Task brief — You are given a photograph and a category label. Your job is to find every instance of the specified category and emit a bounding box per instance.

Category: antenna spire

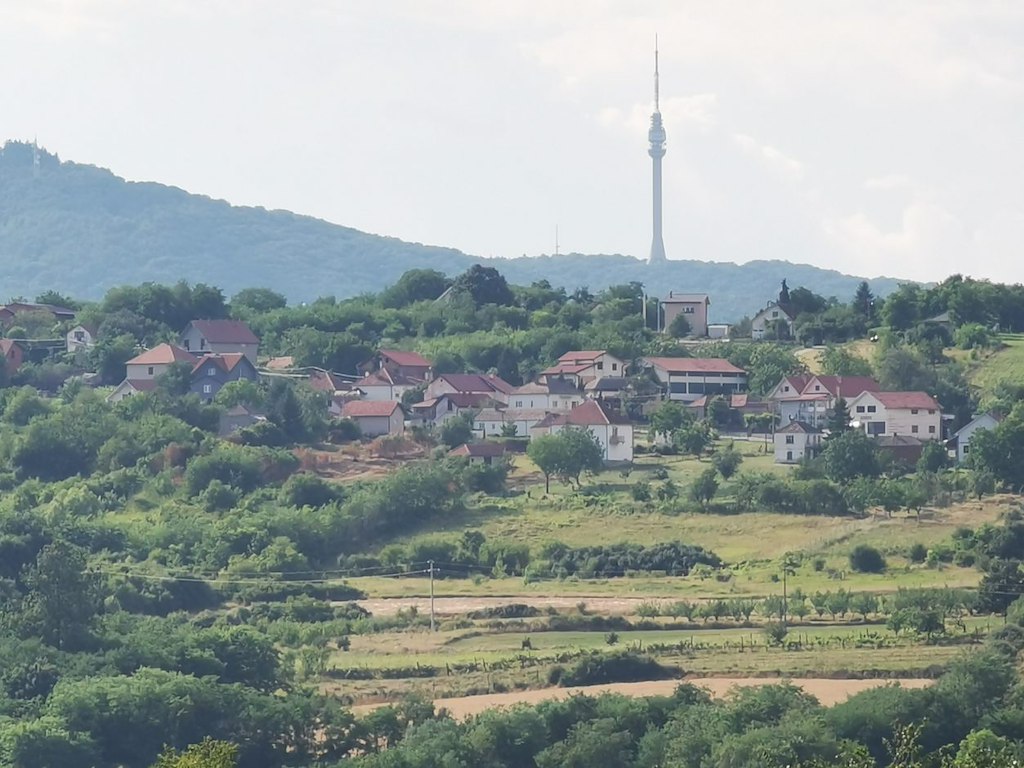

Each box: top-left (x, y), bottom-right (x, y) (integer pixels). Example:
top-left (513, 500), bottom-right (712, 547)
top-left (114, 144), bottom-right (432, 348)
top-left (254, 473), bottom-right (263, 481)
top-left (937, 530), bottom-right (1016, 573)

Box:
top-left (654, 35), bottom-right (660, 112)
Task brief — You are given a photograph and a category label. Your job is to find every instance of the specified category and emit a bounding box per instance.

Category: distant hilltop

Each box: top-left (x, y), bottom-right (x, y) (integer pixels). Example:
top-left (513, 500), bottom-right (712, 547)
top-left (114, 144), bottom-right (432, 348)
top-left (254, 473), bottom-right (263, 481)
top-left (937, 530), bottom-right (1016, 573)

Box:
top-left (0, 140), bottom-right (905, 321)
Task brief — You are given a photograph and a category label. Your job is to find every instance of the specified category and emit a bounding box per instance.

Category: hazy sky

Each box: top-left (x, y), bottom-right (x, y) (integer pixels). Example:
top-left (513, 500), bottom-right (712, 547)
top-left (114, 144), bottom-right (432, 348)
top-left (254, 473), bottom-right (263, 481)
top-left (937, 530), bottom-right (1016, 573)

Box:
top-left (4, 1), bottom-right (1023, 282)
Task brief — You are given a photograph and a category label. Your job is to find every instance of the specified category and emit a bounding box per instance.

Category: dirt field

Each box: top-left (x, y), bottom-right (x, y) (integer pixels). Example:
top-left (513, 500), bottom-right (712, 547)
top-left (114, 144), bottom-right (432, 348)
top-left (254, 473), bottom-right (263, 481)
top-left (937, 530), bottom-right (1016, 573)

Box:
top-left (352, 677), bottom-right (933, 720)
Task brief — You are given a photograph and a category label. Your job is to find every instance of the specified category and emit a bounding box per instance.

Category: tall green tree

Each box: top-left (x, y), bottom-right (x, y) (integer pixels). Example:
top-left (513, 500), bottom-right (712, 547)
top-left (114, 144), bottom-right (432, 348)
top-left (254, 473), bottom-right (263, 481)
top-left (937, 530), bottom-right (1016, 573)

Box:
top-left (20, 541), bottom-right (99, 651)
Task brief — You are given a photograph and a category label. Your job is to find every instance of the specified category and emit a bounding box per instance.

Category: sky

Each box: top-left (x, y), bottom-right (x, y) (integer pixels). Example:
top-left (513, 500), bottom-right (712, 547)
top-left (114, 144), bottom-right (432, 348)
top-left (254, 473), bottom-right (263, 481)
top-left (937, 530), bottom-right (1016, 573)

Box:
top-left (3, 0), bottom-right (1023, 283)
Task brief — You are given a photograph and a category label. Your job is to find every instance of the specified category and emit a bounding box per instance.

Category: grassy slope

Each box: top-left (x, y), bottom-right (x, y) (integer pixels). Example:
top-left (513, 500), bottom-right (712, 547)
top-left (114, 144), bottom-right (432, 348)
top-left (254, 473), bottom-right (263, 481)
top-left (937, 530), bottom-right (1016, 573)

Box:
top-left (967, 333), bottom-right (1024, 398)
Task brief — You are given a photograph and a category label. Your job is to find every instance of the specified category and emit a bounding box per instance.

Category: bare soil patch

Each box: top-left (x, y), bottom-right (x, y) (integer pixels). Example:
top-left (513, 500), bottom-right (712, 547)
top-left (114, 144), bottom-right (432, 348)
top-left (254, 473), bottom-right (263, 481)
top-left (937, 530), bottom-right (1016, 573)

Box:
top-left (358, 677), bottom-right (932, 720)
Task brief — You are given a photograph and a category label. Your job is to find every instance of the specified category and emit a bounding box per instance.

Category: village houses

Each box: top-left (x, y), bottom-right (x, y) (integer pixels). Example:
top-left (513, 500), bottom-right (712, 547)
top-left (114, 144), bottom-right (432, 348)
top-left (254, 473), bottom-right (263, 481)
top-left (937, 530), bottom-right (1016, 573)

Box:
top-left (643, 357), bottom-right (748, 404)
top-left (180, 319), bottom-right (260, 362)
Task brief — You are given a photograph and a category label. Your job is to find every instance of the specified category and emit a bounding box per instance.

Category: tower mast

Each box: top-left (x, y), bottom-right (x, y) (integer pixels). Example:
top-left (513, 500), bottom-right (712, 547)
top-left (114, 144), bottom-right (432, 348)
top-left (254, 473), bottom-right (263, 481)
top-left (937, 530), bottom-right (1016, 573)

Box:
top-left (647, 38), bottom-right (667, 265)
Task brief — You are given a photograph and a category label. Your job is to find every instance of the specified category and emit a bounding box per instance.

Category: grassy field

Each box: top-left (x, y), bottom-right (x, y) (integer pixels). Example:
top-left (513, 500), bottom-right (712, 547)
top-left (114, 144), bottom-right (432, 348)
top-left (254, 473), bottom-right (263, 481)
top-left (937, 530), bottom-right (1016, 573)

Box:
top-left (968, 333), bottom-right (1024, 397)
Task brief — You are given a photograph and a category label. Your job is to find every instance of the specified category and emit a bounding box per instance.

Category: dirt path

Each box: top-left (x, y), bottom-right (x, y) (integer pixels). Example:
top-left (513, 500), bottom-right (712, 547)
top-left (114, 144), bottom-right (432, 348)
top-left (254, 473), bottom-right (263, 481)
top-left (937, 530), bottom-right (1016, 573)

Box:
top-left (354, 677), bottom-right (931, 720)
top-left (357, 596), bottom-right (656, 616)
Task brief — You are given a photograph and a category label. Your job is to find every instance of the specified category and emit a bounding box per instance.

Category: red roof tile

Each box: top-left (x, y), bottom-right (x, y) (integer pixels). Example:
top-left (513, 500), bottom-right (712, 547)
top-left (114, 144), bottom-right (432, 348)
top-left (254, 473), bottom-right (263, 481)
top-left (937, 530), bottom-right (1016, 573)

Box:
top-left (804, 376), bottom-right (881, 398)
top-left (340, 400), bottom-right (402, 418)
top-left (192, 353), bottom-right (248, 375)
top-left (564, 399), bottom-right (631, 426)
top-left (127, 343), bottom-right (197, 366)
top-left (437, 373), bottom-right (512, 394)
top-left (557, 350), bottom-right (607, 363)
top-left (643, 357), bottom-right (746, 375)
top-left (380, 349), bottom-right (432, 368)
top-left (448, 443), bottom-right (507, 458)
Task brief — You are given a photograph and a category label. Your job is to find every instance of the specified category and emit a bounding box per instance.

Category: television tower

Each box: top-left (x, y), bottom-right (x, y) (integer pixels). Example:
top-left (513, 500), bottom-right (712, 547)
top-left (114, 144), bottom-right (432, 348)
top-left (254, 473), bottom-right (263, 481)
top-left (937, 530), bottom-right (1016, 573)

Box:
top-left (647, 40), bottom-right (667, 264)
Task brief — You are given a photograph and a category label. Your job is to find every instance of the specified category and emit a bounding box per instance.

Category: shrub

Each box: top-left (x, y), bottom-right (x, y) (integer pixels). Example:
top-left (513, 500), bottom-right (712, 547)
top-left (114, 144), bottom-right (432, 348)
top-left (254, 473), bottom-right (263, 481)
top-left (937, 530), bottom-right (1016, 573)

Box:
top-left (908, 543), bottom-right (928, 564)
top-left (559, 651), bottom-right (678, 687)
top-left (849, 544), bottom-right (887, 573)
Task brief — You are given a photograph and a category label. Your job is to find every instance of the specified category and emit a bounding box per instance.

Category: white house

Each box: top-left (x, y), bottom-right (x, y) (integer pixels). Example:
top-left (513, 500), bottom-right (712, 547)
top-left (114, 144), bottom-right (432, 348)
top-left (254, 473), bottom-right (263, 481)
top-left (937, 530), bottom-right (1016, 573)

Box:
top-left (953, 412), bottom-right (1003, 464)
top-left (66, 324), bottom-right (98, 354)
top-left (643, 357), bottom-right (747, 404)
top-left (509, 379), bottom-right (582, 411)
top-left (124, 343), bottom-right (197, 381)
top-left (848, 391), bottom-right (942, 440)
top-left (751, 302), bottom-right (795, 340)
top-left (180, 320), bottom-right (260, 362)
top-left (530, 400), bottom-right (633, 462)
top-left (774, 421), bottom-right (824, 464)
top-left (473, 408), bottom-right (550, 439)
top-left (338, 400), bottom-right (404, 437)
top-left (409, 392), bottom-right (498, 428)
top-left (540, 350), bottom-right (627, 386)
top-left (771, 375), bottom-right (881, 429)
top-left (354, 367), bottom-right (420, 401)
top-left (107, 378), bottom-right (160, 404)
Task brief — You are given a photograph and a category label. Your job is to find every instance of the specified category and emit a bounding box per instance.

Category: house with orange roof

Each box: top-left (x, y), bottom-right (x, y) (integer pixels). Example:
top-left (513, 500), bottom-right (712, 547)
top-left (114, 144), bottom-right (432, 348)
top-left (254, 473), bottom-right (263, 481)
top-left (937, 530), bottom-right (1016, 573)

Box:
top-left (124, 344), bottom-right (197, 380)
top-left (642, 357), bottom-right (748, 404)
top-left (361, 349), bottom-right (433, 382)
top-left (773, 375), bottom-right (882, 429)
top-left (424, 373), bottom-right (513, 404)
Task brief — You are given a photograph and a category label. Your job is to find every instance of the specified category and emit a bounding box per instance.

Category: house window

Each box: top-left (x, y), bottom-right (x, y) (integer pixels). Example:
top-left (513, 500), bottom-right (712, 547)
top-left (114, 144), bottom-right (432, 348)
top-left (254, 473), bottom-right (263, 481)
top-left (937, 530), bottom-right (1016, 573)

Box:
top-left (207, 368), bottom-right (215, 376)
top-left (856, 405), bottom-right (865, 413)
top-left (787, 451), bottom-right (793, 461)
top-left (200, 339), bottom-right (206, 350)
top-left (867, 405), bottom-right (876, 413)
top-left (683, 306), bottom-right (695, 314)
top-left (928, 410), bottom-right (935, 415)
top-left (203, 384), bottom-right (212, 394)
top-left (783, 386), bottom-right (790, 392)
top-left (74, 330), bottom-right (85, 341)
top-left (867, 421), bottom-right (886, 435)
top-left (597, 362), bottom-right (604, 370)
top-left (929, 425), bottom-right (936, 433)
top-left (448, 400), bottom-right (454, 411)
top-left (772, 311), bottom-right (779, 318)
top-left (148, 366), bottom-right (154, 375)
top-left (611, 363), bottom-right (618, 371)
top-left (911, 409), bottom-right (919, 415)
top-left (552, 400), bottom-right (558, 408)
top-left (515, 400), bottom-right (523, 408)
top-left (785, 435), bottom-right (794, 444)
top-left (911, 425), bottom-right (919, 433)
top-left (964, 445), bottom-right (971, 454)
top-left (183, 340), bottom-right (189, 350)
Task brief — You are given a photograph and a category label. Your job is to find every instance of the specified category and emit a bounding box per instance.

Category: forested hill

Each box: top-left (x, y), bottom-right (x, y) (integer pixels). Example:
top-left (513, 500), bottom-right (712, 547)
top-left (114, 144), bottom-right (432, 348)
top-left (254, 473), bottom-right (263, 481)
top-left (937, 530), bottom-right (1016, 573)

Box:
top-left (0, 141), bottom-right (903, 319)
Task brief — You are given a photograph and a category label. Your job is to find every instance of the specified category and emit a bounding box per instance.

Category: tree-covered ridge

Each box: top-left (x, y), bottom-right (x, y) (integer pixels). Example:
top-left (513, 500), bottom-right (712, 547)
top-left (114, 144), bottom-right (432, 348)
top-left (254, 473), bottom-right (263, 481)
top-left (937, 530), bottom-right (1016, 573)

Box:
top-left (0, 140), bottom-right (903, 317)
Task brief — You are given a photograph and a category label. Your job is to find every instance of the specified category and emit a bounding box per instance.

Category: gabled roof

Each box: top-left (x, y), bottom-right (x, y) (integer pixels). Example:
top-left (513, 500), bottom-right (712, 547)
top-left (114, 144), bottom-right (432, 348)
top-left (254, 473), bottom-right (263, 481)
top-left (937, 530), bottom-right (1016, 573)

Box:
top-left (127, 343), bottom-right (197, 366)
top-left (688, 393), bottom-right (754, 409)
top-left (513, 379), bottom-right (580, 396)
top-left (859, 391), bottom-right (941, 411)
top-left (803, 376), bottom-right (880, 399)
top-left (876, 434), bottom-right (924, 448)
top-left (473, 408), bottom-right (508, 422)
top-left (380, 349), bottom-right (432, 368)
top-left (0, 302), bottom-right (76, 318)
top-left (541, 362), bottom-right (594, 376)
top-left (435, 373), bottom-right (513, 395)
top-left (265, 356), bottom-right (295, 370)
top-left (563, 399), bottom-right (631, 426)
top-left (954, 411), bottom-right (1005, 438)
top-left (340, 400), bottom-right (402, 418)
top-left (192, 353), bottom-right (250, 375)
top-left (777, 420), bottom-right (821, 434)
top-left (118, 379), bottom-right (160, 393)
top-left (924, 311), bottom-right (952, 324)
top-left (357, 368), bottom-right (419, 388)
top-left (309, 368), bottom-right (350, 392)
top-left (438, 392), bottom-right (496, 408)
top-left (753, 301), bottom-right (796, 321)
top-left (449, 442), bottom-right (507, 458)
top-left (0, 339), bottom-right (22, 355)
top-left (771, 375), bottom-right (813, 398)
top-left (585, 377), bottom-right (630, 393)
top-left (224, 404), bottom-right (265, 417)
top-left (643, 357), bottom-right (746, 375)
top-left (187, 319), bottom-right (259, 345)
top-left (69, 323), bottom-right (99, 336)
top-left (557, 350), bottom-right (608, 363)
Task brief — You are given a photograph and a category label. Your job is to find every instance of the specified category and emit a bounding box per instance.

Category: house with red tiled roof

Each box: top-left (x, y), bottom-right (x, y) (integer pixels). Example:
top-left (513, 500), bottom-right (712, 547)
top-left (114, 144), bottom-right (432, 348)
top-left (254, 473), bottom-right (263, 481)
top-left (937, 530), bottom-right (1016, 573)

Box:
top-left (180, 320), bottom-right (260, 362)
top-left (642, 357), bottom-right (748, 404)
top-left (0, 339), bottom-right (24, 376)
top-left (360, 349), bottom-right (432, 383)
top-left (338, 399), bottom-right (404, 437)
top-left (424, 373), bottom-right (513, 404)
top-left (409, 392), bottom-right (500, 428)
top-left (773, 375), bottom-right (881, 429)
top-left (848, 391), bottom-right (942, 441)
top-left (107, 378), bottom-right (160, 404)
top-left (125, 344), bottom-right (197, 380)
top-left (190, 353), bottom-right (259, 403)
top-left (529, 400), bottom-right (633, 462)
top-left (540, 350), bottom-right (627, 386)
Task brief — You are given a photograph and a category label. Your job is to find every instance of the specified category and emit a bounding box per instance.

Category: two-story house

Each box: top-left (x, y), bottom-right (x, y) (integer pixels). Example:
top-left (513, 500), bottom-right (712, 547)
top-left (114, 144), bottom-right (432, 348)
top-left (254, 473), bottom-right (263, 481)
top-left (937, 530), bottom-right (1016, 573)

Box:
top-left (848, 391), bottom-right (943, 440)
top-left (508, 378), bottom-right (582, 411)
top-left (409, 392), bottom-right (499, 428)
top-left (530, 400), bottom-right (633, 463)
top-left (659, 293), bottom-right (710, 337)
top-left (180, 320), bottom-right (260, 362)
top-left (774, 421), bottom-right (823, 464)
top-left (540, 350), bottom-right (627, 386)
top-left (953, 412), bottom-right (1003, 464)
top-left (643, 357), bottom-right (748, 404)
top-left (191, 353), bottom-right (260, 403)
top-left (772, 375), bottom-right (881, 429)
top-left (751, 301), bottom-right (796, 340)
top-left (361, 349), bottom-right (433, 383)
top-left (107, 343), bottom-right (197, 403)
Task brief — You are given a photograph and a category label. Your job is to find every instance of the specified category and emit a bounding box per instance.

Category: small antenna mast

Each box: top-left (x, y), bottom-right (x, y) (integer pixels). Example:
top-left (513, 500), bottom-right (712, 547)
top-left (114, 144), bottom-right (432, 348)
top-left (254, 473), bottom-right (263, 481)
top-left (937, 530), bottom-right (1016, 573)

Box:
top-left (654, 35), bottom-right (660, 111)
